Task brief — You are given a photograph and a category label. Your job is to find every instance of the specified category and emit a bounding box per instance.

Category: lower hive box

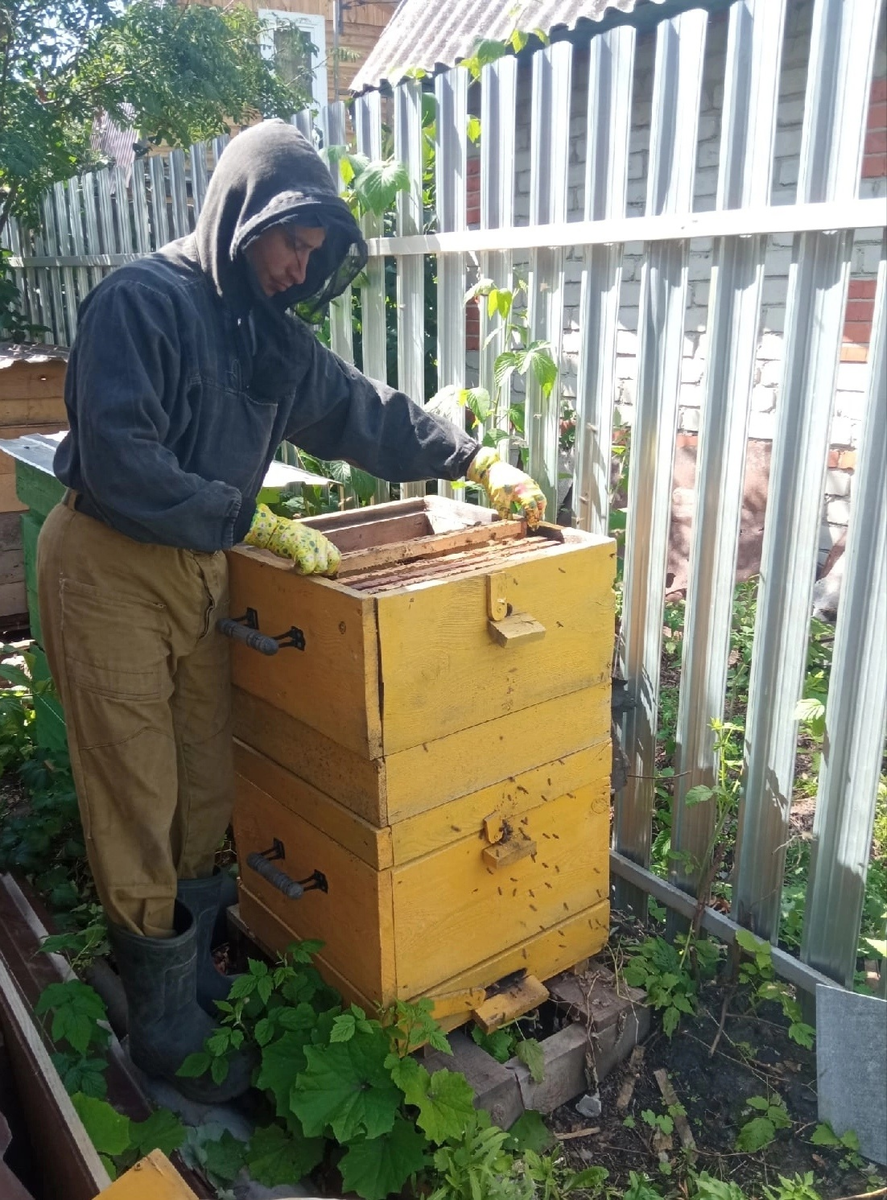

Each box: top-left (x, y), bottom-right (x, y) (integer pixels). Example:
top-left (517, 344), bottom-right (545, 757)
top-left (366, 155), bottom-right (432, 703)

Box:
top-left (228, 498), bottom-right (615, 1025)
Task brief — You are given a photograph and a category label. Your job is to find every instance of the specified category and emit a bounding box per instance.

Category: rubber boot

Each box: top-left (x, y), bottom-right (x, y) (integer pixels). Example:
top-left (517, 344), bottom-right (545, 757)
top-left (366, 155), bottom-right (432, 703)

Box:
top-left (177, 872), bottom-right (241, 1015)
top-left (108, 902), bottom-right (253, 1104)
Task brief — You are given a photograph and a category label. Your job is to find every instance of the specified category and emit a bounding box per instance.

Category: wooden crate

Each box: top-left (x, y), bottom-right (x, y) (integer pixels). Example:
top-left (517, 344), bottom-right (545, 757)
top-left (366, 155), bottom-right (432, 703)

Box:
top-left (0, 346), bottom-right (68, 621)
top-left (229, 497), bottom-right (616, 1025)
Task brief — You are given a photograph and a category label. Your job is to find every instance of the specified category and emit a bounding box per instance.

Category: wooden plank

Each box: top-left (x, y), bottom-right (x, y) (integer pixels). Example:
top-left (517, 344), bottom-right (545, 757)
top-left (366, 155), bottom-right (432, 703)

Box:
top-left (98, 1151), bottom-right (199, 1199)
top-left (420, 900), bottom-right (610, 1008)
top-left (0, 511), bottom-right (20, 548)
top-left (0, 398), bottom-right (67, 425)
top-left (232, 688), bottom-right (387, 824)
top-left (0, 476), bottom-right (26, 513)
top-left (392, 786), bottom-right (610, 997)
top-left (377, 538), bottom-right (616, 754)
top-left (233, 682), bottom-right (611, 827)
top-left (472, 974), bottom-right (550, 1034)
top-left (338, 520), bottom-right (526, 578)
top-left (0, 548), bottom-right (24, 585)
top-left (327, 510), bottom-right (433, 553)
top-left (232, 775), bottom-right (392, 1004)
top-left (389, 746), bottom-right (609, 864)
top-left (0, 362), bottom-right (66, 402)
top-left (233, 892), bottom-right (381, 1015)
top-left (226, 546), bottom-right (381, 758)
top-left (0, 581), bottom-right (26, 619)
top-left (234, 746), bottom-right (393, 868)
top-left (0, 954), bottom-right (111, 1199)
top-left (13, 463), bottom-right (64, 519)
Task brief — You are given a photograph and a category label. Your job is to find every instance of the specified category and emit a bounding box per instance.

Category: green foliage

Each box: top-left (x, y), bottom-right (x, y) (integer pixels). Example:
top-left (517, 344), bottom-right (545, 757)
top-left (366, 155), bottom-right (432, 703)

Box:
top-left (734, 929), bottom-right (815, 1049)
top-left (624, 935), bottom-right (719, 1037)
top-left (0, 0), bottom-right (312, 236)
top-left (735, 1093), bottom-right (791, 1152)
top-left (35, 979), bottom-right (109, 1056)
top-left (70, 1092), bottom-right (185, 1180)
top-left (761, 1173), bottom-right (822, 1200)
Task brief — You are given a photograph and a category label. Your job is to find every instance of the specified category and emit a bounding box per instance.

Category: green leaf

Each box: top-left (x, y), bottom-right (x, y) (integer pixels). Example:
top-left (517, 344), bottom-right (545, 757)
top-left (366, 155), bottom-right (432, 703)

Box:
top-left (662, 1006), bottom-right (681, 1037)
top-left (36, 981), bottom-right (108, 1056)
top-left (466, 116), bottom-right (482, 144)
top-left (386, 1053), bottom-right (427, 1103)
top-left (256, 1031), bottom-right (311, 1118)
top-left (506, 1109), bottom-right (553, 1154)
top-left (339, 1117), bottom-right (428, 1200)
top-left (746, 1095), bottom-right (771, 1110)
top-left (176, 1052), bottom-right (211, 1079)
top-left (566, 1166), bottom-right (609, 1192)
top-left (736, 1116), bottom-right (776, 1152)
top-left (515, 1038), bottom-right (545, 1084)
top-left (129, 1107), bottom-right (186, 1157)
top-left (788, 1021), bottom-right (815, 1049)
top-left (414, 1069), bottom-right (477, 1145)
top-left (291, 1032), bottom-right (401, 1142)
top-left (71, 1093), bottom-right (131, 1158)
top-left (735, 928), bottom-right (766, 954)
top-left (684, 784), bottom-right (714, 807)
top-left (246, 1122), bottom-right (325, 1188)
top-left (203, 1130), bottom-right (247, 1183)
top-left (330, 1013), bottom-right (356, 1042)
top-left (352, 158), bottom-right (411, 217)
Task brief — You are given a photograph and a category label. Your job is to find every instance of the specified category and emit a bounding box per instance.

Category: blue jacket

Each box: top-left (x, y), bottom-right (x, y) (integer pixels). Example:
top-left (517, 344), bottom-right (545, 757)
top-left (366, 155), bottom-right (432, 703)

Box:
top-left (54, 122), bottom-right (479, 552)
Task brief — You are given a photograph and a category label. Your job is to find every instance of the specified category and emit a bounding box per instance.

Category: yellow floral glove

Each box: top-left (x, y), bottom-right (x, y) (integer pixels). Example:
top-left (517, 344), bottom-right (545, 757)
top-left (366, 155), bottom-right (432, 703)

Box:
top-left (467, 447), bottom-right (546, 528)
top-left (244, 504), bottom-right (341, 576)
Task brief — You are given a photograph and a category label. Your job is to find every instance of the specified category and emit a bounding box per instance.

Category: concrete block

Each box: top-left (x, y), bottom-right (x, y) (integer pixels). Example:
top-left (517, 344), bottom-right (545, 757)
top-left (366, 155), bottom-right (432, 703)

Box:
top-left (547, 966), bottom-right (651, 1082)
top-left (681, 358), bottom-right (705, 385)
top-left (835, 391), bottom-right (867, 420)
top-left (826, 497), bottom-right (851, 527)
top-left (817, 985), bottom-right (887, 1166)
top-left (830, 416), bottom-right (854, 446)
top-left (825, 469), bottom-right (852, 497)
top-left (758, 359), bottom-right (783, 389)
top-left (751, 386), bottom-right (777, 413)
top-left (747, 411), bottom-right (775, 441)
top-left (423, 1032), bottom-right (524, 1130)
top-left (504, 1024), bottom-right (592, 1116)
top-left (835, 362), bottom-right (870, 394)
top-left (758, 333), bottom-right (784, 360)
top-left (678, 407), bottom-right (701, 433)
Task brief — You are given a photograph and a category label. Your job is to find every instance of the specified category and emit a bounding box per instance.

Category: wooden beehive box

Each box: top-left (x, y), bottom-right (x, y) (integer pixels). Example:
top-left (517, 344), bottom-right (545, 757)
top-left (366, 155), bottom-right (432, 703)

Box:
top-left (229, 497), bottom-right (615, 1027)
top-left (0, 346), bottom-right (68, 622)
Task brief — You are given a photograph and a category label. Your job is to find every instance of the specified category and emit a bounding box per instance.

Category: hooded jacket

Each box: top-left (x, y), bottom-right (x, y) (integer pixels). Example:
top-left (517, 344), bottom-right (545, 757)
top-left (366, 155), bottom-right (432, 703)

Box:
top-left (54, 121), bottom-right (480, 551)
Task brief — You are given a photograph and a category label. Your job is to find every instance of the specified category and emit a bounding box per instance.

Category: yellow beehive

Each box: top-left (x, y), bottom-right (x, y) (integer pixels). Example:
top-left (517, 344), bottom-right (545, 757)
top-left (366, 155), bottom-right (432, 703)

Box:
top-left (228, 497), bottom-right (615, 1027)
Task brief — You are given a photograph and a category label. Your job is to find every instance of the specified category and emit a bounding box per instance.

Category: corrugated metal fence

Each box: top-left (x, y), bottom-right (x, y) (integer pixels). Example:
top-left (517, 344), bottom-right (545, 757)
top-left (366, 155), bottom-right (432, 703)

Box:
top-left (7, 0), bottom-right (886, 998)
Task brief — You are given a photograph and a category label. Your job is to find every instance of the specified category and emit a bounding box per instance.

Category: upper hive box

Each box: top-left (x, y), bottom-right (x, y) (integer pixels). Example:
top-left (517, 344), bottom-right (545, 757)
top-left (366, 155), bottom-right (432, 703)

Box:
top-left (227, 497), bottom-right (616, 828)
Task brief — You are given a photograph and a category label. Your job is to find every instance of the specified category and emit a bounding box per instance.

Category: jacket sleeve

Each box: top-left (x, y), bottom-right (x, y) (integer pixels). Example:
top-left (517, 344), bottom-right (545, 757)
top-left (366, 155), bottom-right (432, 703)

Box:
top-left (284, 325), bottom-right (481, 482)
top-left (62, 279), bottom-right (245, 551)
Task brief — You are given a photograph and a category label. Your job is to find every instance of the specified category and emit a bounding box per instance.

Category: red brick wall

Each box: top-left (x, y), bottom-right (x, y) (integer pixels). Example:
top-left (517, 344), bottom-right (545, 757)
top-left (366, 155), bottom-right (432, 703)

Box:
top-left (843, 76), bottom-right (887, 365)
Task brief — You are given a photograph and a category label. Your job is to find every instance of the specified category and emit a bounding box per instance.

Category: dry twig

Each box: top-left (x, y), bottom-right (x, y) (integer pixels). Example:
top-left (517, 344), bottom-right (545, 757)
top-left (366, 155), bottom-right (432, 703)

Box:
top-left (654, 1067), bottom-right (697, 1159)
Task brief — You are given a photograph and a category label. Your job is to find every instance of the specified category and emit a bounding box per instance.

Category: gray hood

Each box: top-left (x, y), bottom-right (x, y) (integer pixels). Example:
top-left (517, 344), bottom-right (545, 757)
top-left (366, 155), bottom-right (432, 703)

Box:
top-left (194, 120), bottom-right (367, 317)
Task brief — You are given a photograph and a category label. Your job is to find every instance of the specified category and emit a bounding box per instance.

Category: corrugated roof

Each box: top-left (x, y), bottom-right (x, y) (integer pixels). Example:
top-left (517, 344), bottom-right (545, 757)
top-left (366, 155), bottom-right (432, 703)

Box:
top-left (0, 343), bottom-right (69, 369)
top-left (350, 0), bottom-right (659, 92)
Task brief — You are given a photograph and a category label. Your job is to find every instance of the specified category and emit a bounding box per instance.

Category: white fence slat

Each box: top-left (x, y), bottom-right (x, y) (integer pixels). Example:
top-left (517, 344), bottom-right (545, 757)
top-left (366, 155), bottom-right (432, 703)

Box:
top-left (526, 41), bottom-right (572, 515)
top-left (168, 149), bottom-right (189, 239)
top-left (353, 91), bottom-right (390, 504)
top-left (191, 142), bottom-right (209, 220)
top-left (66, 177), bottom-right (92, 313)
top-left (52, 184), bottom-right (78, 345)
top-left (95, 170), bottom-right (119, 289)
top-left (670, 0), bottom-right (787, 904)
top-left (393, 79), bottom-right (427, 501)
top-left (319, 101), bottom-right (355, 366)
top-left (41, 194), bottom-right (68, 345)
top-left (615, 9), bottom-right (708, 913)
top-left (149, 156), bottom-right (170, 250)
top-left (130, 162), bottom-right (151, 256)
top-left (571, 24), bottom-right (636, 534)
top-left (733, 0), bottom-right (882, 941)
top-left (479, 57), bottom-right (518, 472)
top-left (801, 238), bottom-right (887, 988)
top-left (434, 68), bottom-right (469, 501)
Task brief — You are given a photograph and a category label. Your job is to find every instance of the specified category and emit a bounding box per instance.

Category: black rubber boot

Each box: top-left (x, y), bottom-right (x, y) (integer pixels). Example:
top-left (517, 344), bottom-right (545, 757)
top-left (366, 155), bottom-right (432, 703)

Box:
top-left (108, 903), bottom-right (253, 1103)
top-left (177, 872), bottom-right (241, 1015)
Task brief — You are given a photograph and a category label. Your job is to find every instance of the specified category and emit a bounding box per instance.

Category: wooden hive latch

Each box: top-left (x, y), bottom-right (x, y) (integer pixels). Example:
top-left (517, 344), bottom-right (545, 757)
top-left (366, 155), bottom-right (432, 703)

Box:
top-left (485, 573), bottom-right (546, 647)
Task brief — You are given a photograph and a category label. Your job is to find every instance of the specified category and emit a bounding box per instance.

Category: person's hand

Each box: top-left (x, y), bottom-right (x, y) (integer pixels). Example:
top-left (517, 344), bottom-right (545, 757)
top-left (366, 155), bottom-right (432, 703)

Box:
top-left (467, 448), bottom-right (546, 528)
top-left (244, 504), bottom-right (341, 576)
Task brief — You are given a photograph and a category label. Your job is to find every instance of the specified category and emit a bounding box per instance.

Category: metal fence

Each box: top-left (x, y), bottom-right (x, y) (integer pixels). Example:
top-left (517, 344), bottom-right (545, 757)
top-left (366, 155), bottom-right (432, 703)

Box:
top-left (7, 0), bottom-right (887, 998)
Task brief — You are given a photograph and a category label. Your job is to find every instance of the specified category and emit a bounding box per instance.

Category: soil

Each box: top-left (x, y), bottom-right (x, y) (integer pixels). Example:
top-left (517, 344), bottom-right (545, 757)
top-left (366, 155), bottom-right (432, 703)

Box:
top-left (548, 979), bottom-right (884, 1199)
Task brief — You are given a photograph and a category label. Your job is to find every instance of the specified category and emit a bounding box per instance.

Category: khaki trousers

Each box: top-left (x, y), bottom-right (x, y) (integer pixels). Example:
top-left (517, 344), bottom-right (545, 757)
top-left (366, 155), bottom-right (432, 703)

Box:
top-left (37, 498), bottom-right (234, 937)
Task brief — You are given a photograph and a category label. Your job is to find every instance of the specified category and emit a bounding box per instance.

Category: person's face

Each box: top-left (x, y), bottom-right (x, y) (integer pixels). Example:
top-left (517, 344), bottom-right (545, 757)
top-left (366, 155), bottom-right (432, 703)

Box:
top-left (244, 224), bottom-right (326, 296)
